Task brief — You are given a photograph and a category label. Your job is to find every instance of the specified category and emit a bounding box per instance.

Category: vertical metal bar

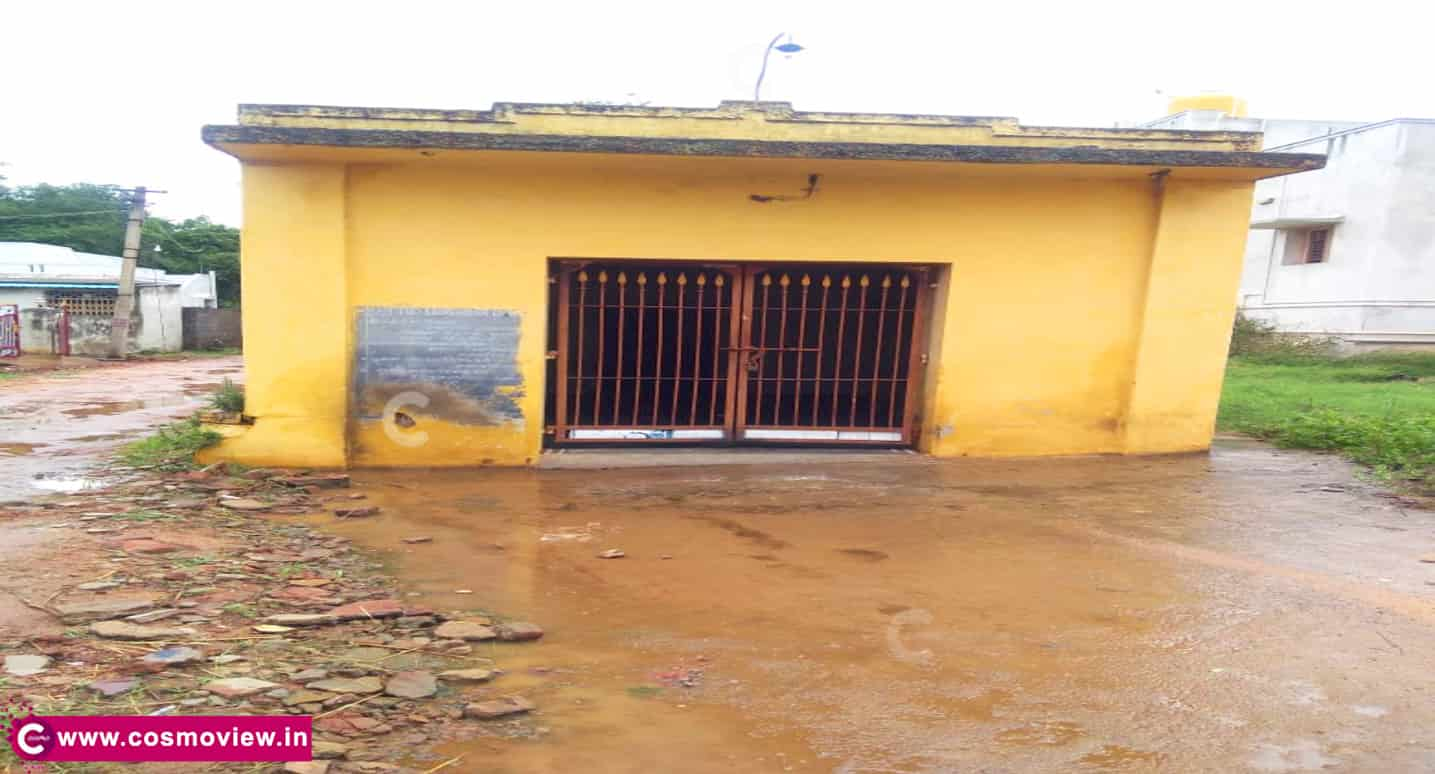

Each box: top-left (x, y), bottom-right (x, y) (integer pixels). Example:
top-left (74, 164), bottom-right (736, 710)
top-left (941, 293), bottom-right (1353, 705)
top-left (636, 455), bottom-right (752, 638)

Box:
top-left (829, 275), bottom-right (851, 427)
top-left (753, 273), bottom-right (771, 424)
top-left (670, 274), bottom-right (687, 425)
top-left (813, 276), bottom-right (831, 427)
top-left (612, 272), bottom-right (628, 425)
top-left (688, 274), bottom-right (706, 425)
top-left (886, 274), bottom-right (911, 428)
top-left (772, 274), bottom-right (791, 426)
top-left (709, 274), bottom-right (725, 425)
top-left (847, 275), bottom-right (870, 426)
top-left (632, 273), bottom-right (647, 425)
top-left (651, 273), bottom-right (667, 425)
top-left (730, 266), bottom-right (757, 441)
top-left (555, 267), bottom-right (572, 437)
top-left (901, 268), bottom-right (933, 445)
top-left (592, 270), bottom-right (608, 425)
top-left (793, 275), bottom-right (810, 426)
top-left (574, 270), bottom-right (588, 425)
top-left (868, 275), bottom-right (892, 426)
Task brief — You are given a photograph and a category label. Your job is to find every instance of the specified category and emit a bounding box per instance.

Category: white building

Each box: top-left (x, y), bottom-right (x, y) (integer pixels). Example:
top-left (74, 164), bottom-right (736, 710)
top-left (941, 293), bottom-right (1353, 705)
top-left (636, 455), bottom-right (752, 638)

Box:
top-left (1147, 99), bottom-right (1435, 350)
top-left (0, 241), bottom-right (218, 354)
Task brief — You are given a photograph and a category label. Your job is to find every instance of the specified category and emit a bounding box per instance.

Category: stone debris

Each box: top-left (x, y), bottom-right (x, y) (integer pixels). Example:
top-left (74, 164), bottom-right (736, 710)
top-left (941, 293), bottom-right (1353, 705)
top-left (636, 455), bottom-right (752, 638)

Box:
top-left (309, 676), bottom-right (384, 695)
top-left (204, 677), bottom-right (281, 698)
top-left (122, 538), bottom-right (182, 554)
top-left (125, 608), bottom-right (181, 624)
top-left (4, 654), bottom-right (51, 676)
top-left (141, 646), bottom-right (204, 669)
top-left (598, 549), bottom-right (626, 559)
top-left (283, 762), bottom-right (331, 774)
top-left (433, 621), bottom-right (497, 641)
top-left (334, 506), bottom-right (381, 518)
top-left (283, 689), bottom-right (336, 706)
top-left (1, 459), bottom-right (548, 767)
top-left (55, 595), bottom-right (162, 623)
top-left (219, 498), bottom-right (272, 511)
top-left (90, 620), bottom-right (198, 640)
top-left (264, 613), bottom-right (340, 627)
top-left (495, 622), bottom-right (544, 642)
top-left (437, 668), bottom-right (495, 683)
top-left (384, 670), bottom-right (438, 699)
top-left (88, 678), bottom-right (139, 696)
top-left (77, 580), bottom-right (122, 591)
top-left (464, 696), bottom-right (535, 720)
top-left (276, 474), bottom-right (351, 489)
top-left (289, 578), bottom-right (333, 587)
top-left (329, 599), bottom-right (404, 620)
top-left (312, 740), bottom-right (350, 759)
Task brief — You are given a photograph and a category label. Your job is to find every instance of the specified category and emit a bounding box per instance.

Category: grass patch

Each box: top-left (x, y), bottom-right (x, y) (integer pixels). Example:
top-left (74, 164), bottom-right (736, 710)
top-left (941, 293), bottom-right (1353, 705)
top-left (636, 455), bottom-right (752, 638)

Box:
top-left (116, 417), bottom-right (223, 471)
top-left (221, 602), bottom-right (258, 618)
top-left (1219, 353), bottom-right (1435, 492)
top-left (0, 371), bottom-right (21, 382)
top-left (207, 378), bottom-right (245, 413)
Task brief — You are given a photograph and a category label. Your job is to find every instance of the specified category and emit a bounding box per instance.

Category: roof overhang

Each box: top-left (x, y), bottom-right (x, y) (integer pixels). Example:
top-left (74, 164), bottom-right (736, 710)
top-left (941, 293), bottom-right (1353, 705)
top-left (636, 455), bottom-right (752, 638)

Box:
top-left (204, 124), bottom-right (1325, 180)
top-left (203, 101), bottom-right (1327, 182)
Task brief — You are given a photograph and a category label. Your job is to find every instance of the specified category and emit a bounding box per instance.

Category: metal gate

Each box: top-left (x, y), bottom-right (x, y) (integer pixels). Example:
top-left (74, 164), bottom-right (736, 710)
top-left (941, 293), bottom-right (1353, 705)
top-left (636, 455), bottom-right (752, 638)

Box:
top-left (551, 261), bottom-right (929, 446)
top-left (0, 304), bottom-right (19, 358)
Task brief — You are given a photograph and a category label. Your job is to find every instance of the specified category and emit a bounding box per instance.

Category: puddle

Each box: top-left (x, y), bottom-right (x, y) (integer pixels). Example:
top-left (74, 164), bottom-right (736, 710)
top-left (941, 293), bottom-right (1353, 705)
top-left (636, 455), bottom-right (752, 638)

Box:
top-left (67, 433), bottom-right (133, 443)
top-left (278, 447), bottom-right (1435, 772)
top-left (30, 473), bottom-right (106, 493)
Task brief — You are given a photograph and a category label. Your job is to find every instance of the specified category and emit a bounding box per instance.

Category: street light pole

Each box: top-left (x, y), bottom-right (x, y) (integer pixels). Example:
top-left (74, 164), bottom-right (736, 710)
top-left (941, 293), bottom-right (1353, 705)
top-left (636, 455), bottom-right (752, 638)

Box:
top-left (754, 33), bottom-right (804, 103)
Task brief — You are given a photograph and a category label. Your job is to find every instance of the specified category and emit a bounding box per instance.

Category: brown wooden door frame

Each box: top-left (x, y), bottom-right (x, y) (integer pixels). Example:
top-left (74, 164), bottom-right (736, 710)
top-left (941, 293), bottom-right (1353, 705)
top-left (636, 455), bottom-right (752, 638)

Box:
top-left (550, 259), bottom-right (931, 447)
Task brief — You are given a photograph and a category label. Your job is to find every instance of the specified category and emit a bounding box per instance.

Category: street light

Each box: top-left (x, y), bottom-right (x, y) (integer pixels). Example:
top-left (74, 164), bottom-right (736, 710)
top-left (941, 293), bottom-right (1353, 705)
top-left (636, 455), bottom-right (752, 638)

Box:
top-left (754, 33), bottom-right (804, 103)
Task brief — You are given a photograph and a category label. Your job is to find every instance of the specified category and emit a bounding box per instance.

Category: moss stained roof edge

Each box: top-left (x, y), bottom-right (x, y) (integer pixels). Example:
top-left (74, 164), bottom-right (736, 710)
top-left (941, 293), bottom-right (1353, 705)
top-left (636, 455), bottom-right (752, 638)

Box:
top-left (202, 124), bottom-right (1326, 172)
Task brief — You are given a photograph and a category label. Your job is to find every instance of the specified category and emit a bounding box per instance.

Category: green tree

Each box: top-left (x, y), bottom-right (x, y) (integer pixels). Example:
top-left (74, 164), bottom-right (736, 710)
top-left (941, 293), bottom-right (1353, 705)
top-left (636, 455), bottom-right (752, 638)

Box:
top-left (0, 183), bottom-right (241, 305)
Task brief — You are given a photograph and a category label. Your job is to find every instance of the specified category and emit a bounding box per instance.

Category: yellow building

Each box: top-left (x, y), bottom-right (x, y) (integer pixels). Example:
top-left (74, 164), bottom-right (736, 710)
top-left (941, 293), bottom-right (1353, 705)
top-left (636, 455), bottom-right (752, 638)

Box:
top-left (201, 101), bottom-right (1322, 468)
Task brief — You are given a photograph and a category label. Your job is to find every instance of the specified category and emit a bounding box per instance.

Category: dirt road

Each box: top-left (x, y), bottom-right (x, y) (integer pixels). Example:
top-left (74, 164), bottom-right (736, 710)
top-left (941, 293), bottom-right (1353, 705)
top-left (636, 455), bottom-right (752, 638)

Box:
top-left (0, 356), bottom-right (242, 498)
top-left (4, 361), bottom-right (1435, 771)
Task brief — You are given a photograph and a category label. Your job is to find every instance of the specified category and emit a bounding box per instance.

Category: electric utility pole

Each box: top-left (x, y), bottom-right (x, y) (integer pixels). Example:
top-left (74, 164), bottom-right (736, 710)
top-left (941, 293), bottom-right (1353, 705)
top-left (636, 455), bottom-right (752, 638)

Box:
top-left (107, 187), bottom-right (151, 359)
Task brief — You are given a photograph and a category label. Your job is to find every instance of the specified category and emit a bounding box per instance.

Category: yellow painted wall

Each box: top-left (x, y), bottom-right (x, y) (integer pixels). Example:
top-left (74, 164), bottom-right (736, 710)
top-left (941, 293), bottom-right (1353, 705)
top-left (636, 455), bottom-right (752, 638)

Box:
top-left (208, 150), bottom-right (1257, 468)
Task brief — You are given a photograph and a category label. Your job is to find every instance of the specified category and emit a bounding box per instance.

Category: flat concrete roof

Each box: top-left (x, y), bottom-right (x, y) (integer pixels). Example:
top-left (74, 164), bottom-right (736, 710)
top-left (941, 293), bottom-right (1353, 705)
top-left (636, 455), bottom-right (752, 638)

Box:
top-left (205, 101), bottom-right (1325, 178)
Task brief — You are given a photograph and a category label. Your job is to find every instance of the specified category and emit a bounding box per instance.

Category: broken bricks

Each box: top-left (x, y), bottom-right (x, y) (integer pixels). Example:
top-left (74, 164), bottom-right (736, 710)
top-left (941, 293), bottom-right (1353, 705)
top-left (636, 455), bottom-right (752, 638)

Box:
top-left (334, 506), bottom-right (381, 519)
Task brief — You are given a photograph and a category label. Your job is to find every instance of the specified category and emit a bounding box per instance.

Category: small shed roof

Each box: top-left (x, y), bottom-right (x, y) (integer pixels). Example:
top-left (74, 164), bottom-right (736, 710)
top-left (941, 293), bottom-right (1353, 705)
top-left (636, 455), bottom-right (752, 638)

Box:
top-left (205, 101), bottom-right (1324, 180)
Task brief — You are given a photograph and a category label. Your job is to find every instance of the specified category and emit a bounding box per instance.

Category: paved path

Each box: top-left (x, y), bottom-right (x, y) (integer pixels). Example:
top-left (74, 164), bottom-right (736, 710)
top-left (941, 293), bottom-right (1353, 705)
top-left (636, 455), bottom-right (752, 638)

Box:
top-left (0, 356), bottom-right (243, 499)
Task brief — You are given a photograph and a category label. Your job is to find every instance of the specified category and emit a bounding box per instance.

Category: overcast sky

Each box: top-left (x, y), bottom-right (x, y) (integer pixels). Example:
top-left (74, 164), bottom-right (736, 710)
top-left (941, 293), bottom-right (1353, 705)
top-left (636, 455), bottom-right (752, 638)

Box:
top-left (4, 0), bottom-right (1427, 226)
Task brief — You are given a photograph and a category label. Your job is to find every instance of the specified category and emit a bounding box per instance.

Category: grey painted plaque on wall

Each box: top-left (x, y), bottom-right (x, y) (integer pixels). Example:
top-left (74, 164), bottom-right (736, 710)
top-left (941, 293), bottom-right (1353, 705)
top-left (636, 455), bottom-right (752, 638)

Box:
top-left (354, 307), bottom-right (524, 425)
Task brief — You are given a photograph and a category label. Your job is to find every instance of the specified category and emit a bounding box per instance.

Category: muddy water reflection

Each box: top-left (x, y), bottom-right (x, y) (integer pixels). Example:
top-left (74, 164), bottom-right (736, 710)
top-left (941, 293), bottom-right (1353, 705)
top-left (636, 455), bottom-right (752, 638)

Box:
top-left (302, 448), bottom-right (1435, 772)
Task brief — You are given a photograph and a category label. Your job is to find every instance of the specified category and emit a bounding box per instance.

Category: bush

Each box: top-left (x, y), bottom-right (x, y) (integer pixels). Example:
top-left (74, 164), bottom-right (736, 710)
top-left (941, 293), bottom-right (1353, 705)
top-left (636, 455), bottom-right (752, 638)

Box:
top-left (1272, 409), bottom-right (1435, 490)
top-left (1228, 312), bottom-right (1334, 359)
top-left (117, 418), bottom-right (223, 471)
top-left (208, 378), bottom-right (245, 413)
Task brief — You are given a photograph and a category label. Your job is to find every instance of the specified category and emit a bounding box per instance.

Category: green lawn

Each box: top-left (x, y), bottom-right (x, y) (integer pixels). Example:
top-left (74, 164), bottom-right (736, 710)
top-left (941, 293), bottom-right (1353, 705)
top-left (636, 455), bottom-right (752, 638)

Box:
top-left (1218, 353), bottom-right (1435, 492)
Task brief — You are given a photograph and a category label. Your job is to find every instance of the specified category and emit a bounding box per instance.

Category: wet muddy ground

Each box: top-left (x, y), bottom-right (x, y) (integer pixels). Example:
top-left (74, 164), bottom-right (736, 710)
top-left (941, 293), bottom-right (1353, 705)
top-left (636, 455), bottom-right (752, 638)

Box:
top-left (4, 360), bottom-right (1435, 771)
top-left (0, 356), bottom-right (243, 498)
top-left (293, 445), bottom-right (1435, 773)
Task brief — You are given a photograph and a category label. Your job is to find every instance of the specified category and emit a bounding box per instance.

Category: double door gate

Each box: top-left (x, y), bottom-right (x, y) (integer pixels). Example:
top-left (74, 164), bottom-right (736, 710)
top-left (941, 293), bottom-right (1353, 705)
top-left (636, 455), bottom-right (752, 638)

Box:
top-left (551, 261), bottom-right (930, 446)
